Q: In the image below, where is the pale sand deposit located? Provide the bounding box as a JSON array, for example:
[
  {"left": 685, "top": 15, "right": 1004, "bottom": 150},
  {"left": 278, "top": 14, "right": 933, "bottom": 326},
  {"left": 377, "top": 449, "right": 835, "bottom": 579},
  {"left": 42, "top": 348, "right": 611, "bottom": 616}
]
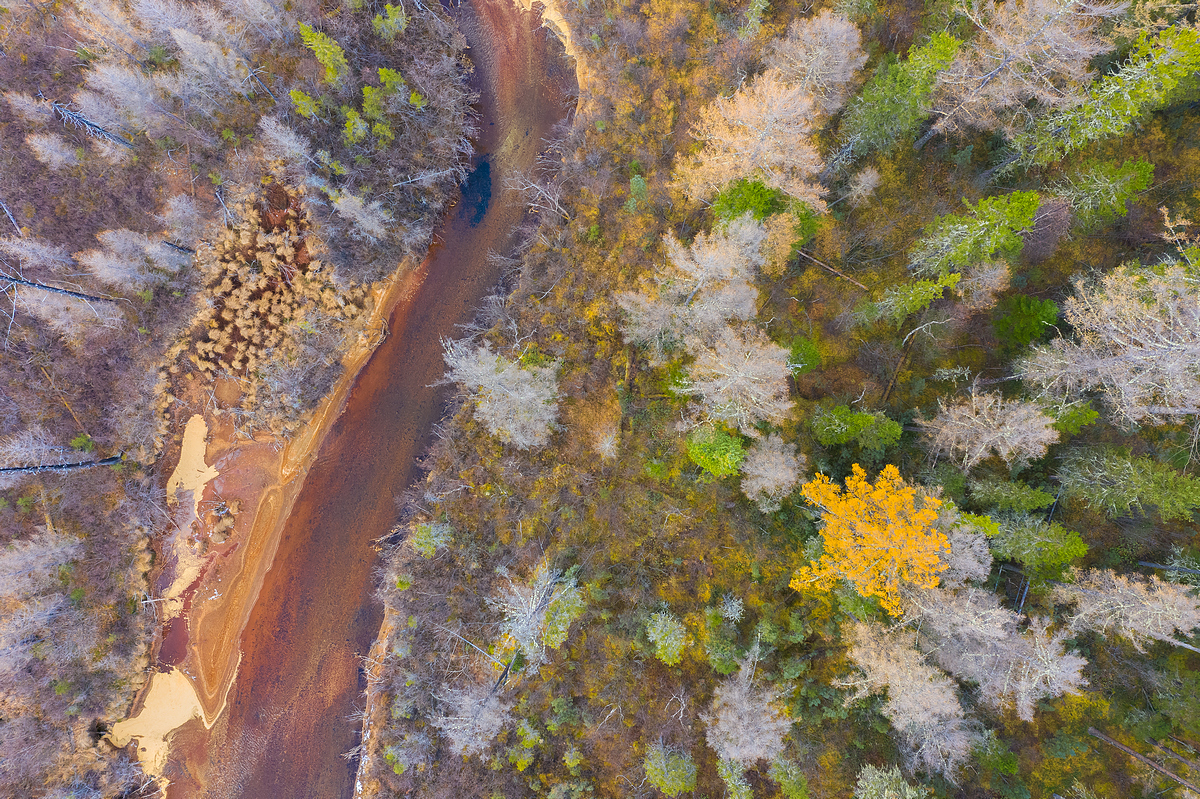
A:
[
  {"left": 159, "top": 415, "right": 220, "bottom": 621},
  {"left": 107, "top": 667, "right": 208, "bottom": 777},
  {"left": 166, "top": 415, "right": 219, "bottom": 516},
  {"left": 513, "top": 0, "right": 593, "bottom": 112}
]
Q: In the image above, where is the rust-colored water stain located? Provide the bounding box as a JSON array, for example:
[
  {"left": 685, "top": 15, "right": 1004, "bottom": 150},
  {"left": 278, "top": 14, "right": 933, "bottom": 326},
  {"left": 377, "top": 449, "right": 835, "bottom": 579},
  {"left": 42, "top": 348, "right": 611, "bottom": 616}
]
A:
[
  {"left": 158, "top": 618, "right": 188, "bottom": 668},
  {"left": 162, "top": 2, "right": 575, "bottom": 796}
]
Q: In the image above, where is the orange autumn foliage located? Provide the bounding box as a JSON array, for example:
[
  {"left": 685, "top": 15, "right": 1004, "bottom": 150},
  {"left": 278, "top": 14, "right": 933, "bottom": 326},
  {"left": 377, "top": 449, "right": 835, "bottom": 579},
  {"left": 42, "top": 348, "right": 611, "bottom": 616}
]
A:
[{"left": 792, "top": 464, "right": 947, "bottom": 616}]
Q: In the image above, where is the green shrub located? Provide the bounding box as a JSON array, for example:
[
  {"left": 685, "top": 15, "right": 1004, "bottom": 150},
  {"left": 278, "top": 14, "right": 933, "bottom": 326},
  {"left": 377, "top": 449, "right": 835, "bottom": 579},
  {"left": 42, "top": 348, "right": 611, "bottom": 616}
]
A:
[
  {"left": 70, "top": 433, "right": 95, "bottom": 452},
  {"left": 686, "top": 428, "right": 745, "bottom": 477},
  {"left": 645, "top": 611, "right": 690, "bottom": 665},
  {"left": 810, "top": 406, "right": 901, "bottom": 454},
  {"left": 790, "top": 336, "right": 820, "bottom": 374},
  {"left": 990, "top": 514, "right": 1087, "bottom": 580},
  {"left": 994, "top": 295, "right": 1059, "bottom": 352},
  {"left": 643, "top": 744, "right": 697, "bottom": 797},
  {"left": 711, "top": 178, "right": 786, "bottom": 222},
  {"left": 1049, "top": 402, "right": 1100, "bottom": 435}
]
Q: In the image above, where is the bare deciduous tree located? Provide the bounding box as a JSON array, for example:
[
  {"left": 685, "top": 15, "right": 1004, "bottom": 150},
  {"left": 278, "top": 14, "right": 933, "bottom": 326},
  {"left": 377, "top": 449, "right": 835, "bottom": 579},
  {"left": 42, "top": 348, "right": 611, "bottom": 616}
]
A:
[
  {"left": 702, "top": 647, "right": 792, "bottom": 764},
  {"left": 257, "top": 117, "right": 313, "bottom": 180},
  {"left": 158, "top": 195, "right": 206, "bottom": 248},
  {"left": 0, "top": 426, "right": 71, "bottom": 472},
  {"left": 617, "top": 213, "right": 767, "bottom": 359},
  {"left": 332, "top": 192, "right": 394, "bottom": 242},
  {"left": 765, "top": 10, "right": 868, "bottom": 114},
  {"left": 430, "top": 681, "right": 512, "bottom": 757},
  {"left": 4, "top": 91, "right": 55, "bottom": 125},
  {"left": 924, "top": 0, "right": 1124, "bottom": 140},
  {"left": 840, "top": 621, "right": 981, "bottom": 779},
  {"left": 25, "top": 134, "right": 80, "bottom": 171},
  {"left": 676, "top": 72, "right": 826, "bottom": 208},
  {"left": 674, "top": 326, "right": 793, "bottom": 434},
  {"left": 853, "top": 764, "right": 930, "bottom": 799},
  {"left": 442, "top": 340, "right": 560, "bottom": 449},
  {"left": 911, "top": 587, "right": 1087, "bottom": 720},
  {"left": 129, "top": 0, "right": 200, "bottom": 44},
  {"left": 490, "top": 562, "right": 583, "bottom": 669},
  {"left": 920, "top": 390, "right": 1059, "bottom": 469},
  {"left": 14, "top": 286, "right": 124, "bottom": 344},
  {"left": 1052, "top": 567, "right": 1200, "bottom": 653},
  {"left": 170, "top": 27, "right": 250, "bottom": 97},
  {"left": 1019, "top": 261, "right": 1200, "bottom": 427},
  {"left": 740, "top": 434, "right": 805, "bottom": 512},
  {"left": 77, "top": 228, "right": 187, "bottom": 290},
  {"left": 935, "top": 504, "right": 995, "bottom": 587},
  {"left": 84, "top": 62, "right": 181, "bottom": 138},
  {"left": 846, "top": 166, "right": 882, "bottom": 208},
  {"left": 0, "top": 236, "right": 74, "bottom": 270}
]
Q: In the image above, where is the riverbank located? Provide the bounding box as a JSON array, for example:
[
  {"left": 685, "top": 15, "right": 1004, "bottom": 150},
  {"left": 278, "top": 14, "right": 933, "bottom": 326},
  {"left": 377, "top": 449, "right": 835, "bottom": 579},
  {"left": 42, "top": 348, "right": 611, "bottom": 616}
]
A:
[
  {"left": 106, "top": 263, "right": 418, "bottom": 786},
  {"left": 120, "top": 0, "right": 578, "bottom": 791}
]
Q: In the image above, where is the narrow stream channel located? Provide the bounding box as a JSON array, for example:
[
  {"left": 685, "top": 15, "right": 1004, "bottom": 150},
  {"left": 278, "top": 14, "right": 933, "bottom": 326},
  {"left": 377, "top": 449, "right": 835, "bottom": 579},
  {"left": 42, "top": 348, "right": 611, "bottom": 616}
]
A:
[{"left": 166, "top": 4, "right": 574, "bottom": 795}]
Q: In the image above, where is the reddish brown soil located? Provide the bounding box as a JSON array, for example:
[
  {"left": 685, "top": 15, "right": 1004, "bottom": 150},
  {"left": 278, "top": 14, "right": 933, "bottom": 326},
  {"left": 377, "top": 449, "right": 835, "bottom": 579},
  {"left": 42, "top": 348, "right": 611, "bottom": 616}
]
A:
[{"left": 159, "top": 2, "right": 575, "bottom": 797}]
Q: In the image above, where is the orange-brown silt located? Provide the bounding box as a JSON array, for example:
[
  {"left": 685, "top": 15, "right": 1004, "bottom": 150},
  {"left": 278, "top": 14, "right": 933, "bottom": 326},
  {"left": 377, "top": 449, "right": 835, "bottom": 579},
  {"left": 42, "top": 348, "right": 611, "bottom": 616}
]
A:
[{"left": 162, "top": 2, "right": 576, "bottom": 795}]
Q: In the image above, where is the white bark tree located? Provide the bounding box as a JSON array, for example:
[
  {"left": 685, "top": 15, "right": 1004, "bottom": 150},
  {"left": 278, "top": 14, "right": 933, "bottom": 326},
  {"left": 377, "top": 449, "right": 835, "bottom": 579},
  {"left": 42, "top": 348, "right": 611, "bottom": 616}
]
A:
[
  {"left": 676, "top": 71, "right": 826, "bottom": 208},
  {"left": 840, "top": 621, "right": 981, "bottom": 779},
  {"left": 765, "top": 10, "right": 868, "bottom": 115},
  {"left": 703, "top": 648, "right": 792, "bottom": 765},
  {"left": 674, "top": 326, "right": 794, "bottom": 434},
  {"left": 1018, "top": 261, "right": 1200, "bottom": 427},
  {"left": 442, "top": 340, "right": 559, "bottom": 449},
  {"left": 919, "top": 390, "right": 1059, "bottom": 469},
  {"left": 1052, "top": 567, "right": 1200, "bottom": 653},
  {"left": 740, "top": 433, "right": 804, "bottom": 512}
]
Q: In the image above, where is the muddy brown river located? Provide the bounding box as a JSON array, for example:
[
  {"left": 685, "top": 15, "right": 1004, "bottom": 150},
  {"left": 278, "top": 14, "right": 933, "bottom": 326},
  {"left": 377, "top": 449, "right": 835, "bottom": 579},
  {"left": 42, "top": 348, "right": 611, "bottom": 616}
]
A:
[{"left": 166, "top": 4, "right": 574, "bottom": 795}]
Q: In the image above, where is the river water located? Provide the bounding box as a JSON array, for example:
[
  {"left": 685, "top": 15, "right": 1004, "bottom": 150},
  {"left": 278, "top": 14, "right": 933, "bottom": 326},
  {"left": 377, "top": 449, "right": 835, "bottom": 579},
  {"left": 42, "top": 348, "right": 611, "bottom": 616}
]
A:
[{"left": 167, "top": 4, "right": 573, "bottom": 795}]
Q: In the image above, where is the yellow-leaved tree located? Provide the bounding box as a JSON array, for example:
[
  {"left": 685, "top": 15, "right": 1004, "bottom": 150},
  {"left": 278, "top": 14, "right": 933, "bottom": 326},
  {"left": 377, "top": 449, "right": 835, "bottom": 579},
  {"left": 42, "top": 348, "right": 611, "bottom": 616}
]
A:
[{"left": 792, "top": 464, "right": 947, "bottom": 615}]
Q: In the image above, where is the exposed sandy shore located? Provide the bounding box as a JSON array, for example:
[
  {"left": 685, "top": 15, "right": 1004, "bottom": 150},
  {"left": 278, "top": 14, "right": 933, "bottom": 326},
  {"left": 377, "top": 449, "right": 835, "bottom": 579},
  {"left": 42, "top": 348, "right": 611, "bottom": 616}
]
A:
[
  {"left": 108, "top": 668, "right": 204, "bottom": 783},
  {"left": 107, "top": 262, "right": 419, "bottom": 782}
]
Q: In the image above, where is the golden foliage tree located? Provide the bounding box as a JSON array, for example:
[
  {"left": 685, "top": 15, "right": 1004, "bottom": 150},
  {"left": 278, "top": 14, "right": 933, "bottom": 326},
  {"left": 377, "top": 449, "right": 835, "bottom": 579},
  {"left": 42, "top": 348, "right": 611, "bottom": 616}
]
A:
[{"left": 792, "top": 464, "right": 947, "bottom": 615}]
